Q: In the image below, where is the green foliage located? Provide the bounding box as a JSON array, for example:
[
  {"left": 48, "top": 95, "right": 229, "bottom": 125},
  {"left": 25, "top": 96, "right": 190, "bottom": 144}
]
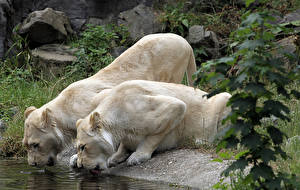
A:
[
  {"left": 1, "top": 26, "right": 35, "bottom": 82},
  {"left": 196, "top": 2, "right": 299, "bottom": 189},
  {"left": 159, "top": 2, "right": 198, "bottom": 37},
  {"left": 68, "top": 24, "right": 130, "bottom": 78}
]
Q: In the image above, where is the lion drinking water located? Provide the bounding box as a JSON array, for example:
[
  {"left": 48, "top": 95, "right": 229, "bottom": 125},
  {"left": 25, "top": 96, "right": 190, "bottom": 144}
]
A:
[
  {"left": 74, "top": 80, "right": 231, "bottom": 173},
  {"left": 22, "top": 33, "right": 196, "bottom": 167}
]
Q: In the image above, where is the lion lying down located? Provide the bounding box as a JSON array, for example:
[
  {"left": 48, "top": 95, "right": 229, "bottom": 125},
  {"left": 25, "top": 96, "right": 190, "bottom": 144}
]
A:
[
  {"left": 74, "top": 80, "right": 231, "bottom": 173},
  {"left": 22, "top": 33, "right": 196, "bottom": 167}
]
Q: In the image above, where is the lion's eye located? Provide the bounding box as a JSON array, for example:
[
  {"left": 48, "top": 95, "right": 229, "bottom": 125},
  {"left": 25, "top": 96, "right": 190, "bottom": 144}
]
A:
[
  {"left": 80, "top": 144, "right": 86, "bottom": 151},
  {"left": 32, "top": 143, "right": 39, "bottom": 149}
]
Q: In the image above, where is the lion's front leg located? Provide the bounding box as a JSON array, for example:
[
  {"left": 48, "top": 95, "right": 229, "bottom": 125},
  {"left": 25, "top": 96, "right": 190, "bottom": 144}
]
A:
[
  {"left": 126, "top": 95, "right": 186, "bottom": 166},
  {"left": 107, "top": 142, "right": 129, "bottom": 167}
]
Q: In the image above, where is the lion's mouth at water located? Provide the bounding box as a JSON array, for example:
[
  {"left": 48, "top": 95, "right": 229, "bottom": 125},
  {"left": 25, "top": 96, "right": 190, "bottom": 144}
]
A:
[{"left": 89, "top": 165, "right": 101, "bottom": 175}]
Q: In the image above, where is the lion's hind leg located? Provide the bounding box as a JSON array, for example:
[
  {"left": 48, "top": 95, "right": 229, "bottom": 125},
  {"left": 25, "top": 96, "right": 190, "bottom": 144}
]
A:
[{"left": 126, "top": 95, "right": 186, "bottom": 166}]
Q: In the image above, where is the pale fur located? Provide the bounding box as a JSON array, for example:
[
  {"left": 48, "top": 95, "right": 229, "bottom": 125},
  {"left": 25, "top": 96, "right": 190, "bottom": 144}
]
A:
[
  {"left": 23, "top": 33, "right": 197, "bottom": 167},
  {"left": 75, "top": 80, "right": 231, "bottom": 170}
]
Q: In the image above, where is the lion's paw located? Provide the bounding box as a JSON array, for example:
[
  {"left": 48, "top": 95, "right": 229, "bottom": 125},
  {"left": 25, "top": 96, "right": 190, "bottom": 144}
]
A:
[
  {"left": 107, "top": 157, "right": 118, "bottom": 168},
  {"left": 69, "top": 154, "right": 78, "bottom": 168},
  {"left": 126, "top": 152, "right": 151, "bottom": 166}
]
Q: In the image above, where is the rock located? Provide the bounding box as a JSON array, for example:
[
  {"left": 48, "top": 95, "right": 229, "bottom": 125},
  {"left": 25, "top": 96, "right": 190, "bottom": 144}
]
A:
[
  {"left": 275, "top": 35, "right": 300, "bottom": 68},
  {"left": 11, "top": 0, "right": 142, "bottom": 33},
  {"left": 188, "top": 25, "right": 220, "bottom": 59},
  {"left": 0, "top": 0, "right": 11, "bottom": 59},
  {"left": 187, "top": 25, "right": 205, "bottom": 44},
  {"left": 280, "top": 9, "right": 300, "bottom": 33},
  {"left": 106, "top": 149, "right": 230, "bottom": 189},
  {"left": 18, "top": 8, "right": 74, "bottom": 48},
  {"left": 31, "top": 44, "right": 77, "bottom": 78},
  {"left": 277, "top": 35, "right": 300, "bottom": 55},
  {"left": 117, "top": 4, "right": 163, "bottom": 40},
  {"left": 111, "top": 46, "right": 127, "bottom": 58},
  {"left": 281, "top": 9, "right": 300, "bottom": 24},
  {"left": 2, "top": 0, "right": 152, "bottom": 59}
]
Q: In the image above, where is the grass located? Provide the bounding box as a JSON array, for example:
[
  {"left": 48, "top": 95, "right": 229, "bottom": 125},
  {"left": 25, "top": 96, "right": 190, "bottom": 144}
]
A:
[
  {"left": 0, "top": 74, "right": 77, "bottom": 157},
  {"left": 272, "top": 83, "right": 300, "bottom": 177}
]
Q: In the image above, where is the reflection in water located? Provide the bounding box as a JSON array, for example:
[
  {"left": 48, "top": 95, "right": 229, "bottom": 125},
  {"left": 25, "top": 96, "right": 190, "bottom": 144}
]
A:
[{"left": 0, "top": 159, "right": 186, "bottom": 190}]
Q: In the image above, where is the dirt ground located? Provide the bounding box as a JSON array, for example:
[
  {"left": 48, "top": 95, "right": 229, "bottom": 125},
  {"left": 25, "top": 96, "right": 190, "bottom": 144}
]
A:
[{"left": 59, "top": 147, "right": 230, "bottom": 189}]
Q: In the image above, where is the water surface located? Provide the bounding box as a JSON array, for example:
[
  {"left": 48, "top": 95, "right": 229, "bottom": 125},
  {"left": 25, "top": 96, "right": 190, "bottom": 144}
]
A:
[{"left": 0, "top": 159, "right": 187, "bottom": 190}]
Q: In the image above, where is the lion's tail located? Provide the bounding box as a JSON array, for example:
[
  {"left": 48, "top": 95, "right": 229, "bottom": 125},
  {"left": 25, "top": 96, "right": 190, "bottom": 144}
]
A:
[{"left": 186, "top": 49, "right": 197, "bottom": 87}]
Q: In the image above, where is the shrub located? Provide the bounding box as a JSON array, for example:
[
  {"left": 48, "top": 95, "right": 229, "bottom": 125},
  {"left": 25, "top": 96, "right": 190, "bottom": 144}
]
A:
[
  {"left": 68, "top": 24, "right": 130, "bottom": 78},
  {"left": 196, "top": 1, "right": 300, "bottom": 189}
]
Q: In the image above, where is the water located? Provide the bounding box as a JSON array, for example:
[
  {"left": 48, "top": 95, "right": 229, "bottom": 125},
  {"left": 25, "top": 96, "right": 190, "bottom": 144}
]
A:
[{"left": 0, "top": 159, "right": 187, "bottom": 190}]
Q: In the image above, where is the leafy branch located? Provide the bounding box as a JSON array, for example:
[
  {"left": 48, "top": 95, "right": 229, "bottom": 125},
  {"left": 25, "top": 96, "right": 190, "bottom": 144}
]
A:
[{"left": 196, "top": 1, "right": 300, "bottom": 189}]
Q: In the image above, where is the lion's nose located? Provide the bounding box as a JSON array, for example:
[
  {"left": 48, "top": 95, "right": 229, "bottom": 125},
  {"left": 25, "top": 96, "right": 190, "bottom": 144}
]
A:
[
  {"left": 94, "top": 165, "right": 100, "bottom": 170},
  {"left": 47, "top": 157, "right": 55, "bottom": 166}
]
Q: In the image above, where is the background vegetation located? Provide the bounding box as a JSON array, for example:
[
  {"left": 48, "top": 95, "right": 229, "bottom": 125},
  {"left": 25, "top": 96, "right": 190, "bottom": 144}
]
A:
[{"left": 1, "top": 0, "right": 300, "bottom": 189}]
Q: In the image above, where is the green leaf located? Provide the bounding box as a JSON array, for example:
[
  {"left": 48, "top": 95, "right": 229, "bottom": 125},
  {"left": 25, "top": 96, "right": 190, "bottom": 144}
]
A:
[
  {"left": 231, "top": 95, "right": 256, "bottom": 113},
  {"left": 290, "top": 20, "right": 300, "bottom": 26},
  {"left": 262, "top": 100, "right": 290, "bottom": 120},
  {"left": 267, "top": 126, "right": 284, "bottom": 145},
  {"left": 208, "top": 73, "right": 225, "bottom": 86},
  {"left": 242, "top": 13, "right": 262, "bottom": 25},
  {"left": 230, "top": 41, "right": 239, "bottom": 48},
  {"left": 222, "top": 158, "right": 248, "bottom": 176},
  {"left": 245, "top": 0, "right": 255, "bottom": 7},
  {"left": 257, "top": 148, "right": 276, "bottom": 162},
  {"left": 236, "top": 72, "right": 248, "bottom": 83},
  {"left": 238, "top": 39, "right": 264, "bottom": 50},
  {"left": 291, "top": 90, "right": 300, "bottom": 99},
  {"left": 181, "top": 19, "right": 189, "bottom": 27},
  {"left": 241, "top": 131, "right": 262, "bottom": 149},
  {"left": 219, "top": 151, "right": 232, "bottom": 160},
  {"left": 216, "top": 140, "right": 227, "bottom": 153},
  {"left": 251, "top": 163, "right": 274, "bottom": 181},
  {"left": 235, "top": 150, "right": 249, "bottom": 160},
  {"left": 212, "top": 158, "right": 223, "bottom": 162},
  {"left": 245, "top": 82, "right": 269, "bottom": 96}
]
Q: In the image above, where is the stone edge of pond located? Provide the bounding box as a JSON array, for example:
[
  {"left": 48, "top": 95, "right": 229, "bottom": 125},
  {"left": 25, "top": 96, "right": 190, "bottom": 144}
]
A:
[{"left": 103, "top": 149, "right": 230, "bottom": 189}]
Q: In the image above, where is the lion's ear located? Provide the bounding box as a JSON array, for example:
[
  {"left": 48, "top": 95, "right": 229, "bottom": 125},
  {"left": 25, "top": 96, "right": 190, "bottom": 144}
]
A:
[
  {"left": 41, "top": 108, "right": 54, "bottom": 127},
  {"left": 24, "top": 106, "right": 37, "bottom": 119},
  {"left": 76, "top": 119, "right": 83, "bottom": 128},
  {"left": 89, "top": 112, "right": 101, "bottom": 130}
]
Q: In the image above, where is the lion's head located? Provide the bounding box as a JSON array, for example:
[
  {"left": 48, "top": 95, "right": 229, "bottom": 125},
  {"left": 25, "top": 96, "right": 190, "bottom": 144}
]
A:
[
  {"left": 22, "top": 106, "right": 64, "bottom": 167},
  {"left": 76, "top": 112, "right": 114, "bottom": 174}
]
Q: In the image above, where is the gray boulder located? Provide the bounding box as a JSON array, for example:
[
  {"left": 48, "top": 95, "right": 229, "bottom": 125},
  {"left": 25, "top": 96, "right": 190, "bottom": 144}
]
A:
[
  {"left": 281, "top": 9, "right": 300, "bottom": 24},
  {"left": 11, "top": 0, "right": 143, "bottom": 33},
  {"left": 187, "top": 25, "right": 220, "bottom": 59},
  {"left": 31, "top": 44, "right": 77, "bottom": 78},
  {"left": 0, "top": 0, "right": 11, "bottom": 59},
  {"left": 187, "top": 25, "right": 205, "bottom": 44},
  {"left": 279, "top": 9, "right": 300, "bottom": 33},
  {"left": 117, "top": 4, "right": 163, "bottom": 40},
  {"left": 277, "top": 35, "right": 299, "bottom": 55},
  {"left": 18, "top": 8, "right": 73, "bottom": 47}
]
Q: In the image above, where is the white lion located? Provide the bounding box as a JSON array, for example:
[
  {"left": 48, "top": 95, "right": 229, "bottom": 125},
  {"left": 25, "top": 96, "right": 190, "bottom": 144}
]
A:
[
  {"left": 22, "top": 33, "right": 196, "bottom": 167},
  {"left": 75, "top": 80, "right": 231, "bottom": 173}
]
